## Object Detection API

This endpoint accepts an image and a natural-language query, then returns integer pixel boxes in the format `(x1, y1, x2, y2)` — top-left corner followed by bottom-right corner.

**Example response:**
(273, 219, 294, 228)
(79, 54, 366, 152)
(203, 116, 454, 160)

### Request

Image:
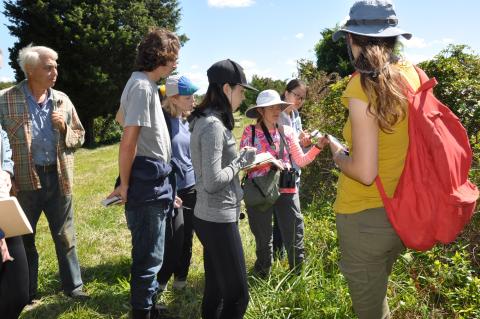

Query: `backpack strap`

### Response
(251, 124, 255, 146)
(413, 66, 438, 93)
(375, 65, 438, 202)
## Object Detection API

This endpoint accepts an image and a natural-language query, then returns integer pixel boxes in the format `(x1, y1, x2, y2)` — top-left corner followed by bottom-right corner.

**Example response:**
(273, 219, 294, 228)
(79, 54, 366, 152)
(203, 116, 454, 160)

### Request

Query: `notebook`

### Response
(0, 197, 33, 238)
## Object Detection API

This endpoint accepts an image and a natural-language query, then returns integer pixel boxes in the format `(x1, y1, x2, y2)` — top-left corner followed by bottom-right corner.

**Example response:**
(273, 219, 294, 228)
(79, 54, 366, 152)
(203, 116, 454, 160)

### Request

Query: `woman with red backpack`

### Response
(329, 1, 420, 318)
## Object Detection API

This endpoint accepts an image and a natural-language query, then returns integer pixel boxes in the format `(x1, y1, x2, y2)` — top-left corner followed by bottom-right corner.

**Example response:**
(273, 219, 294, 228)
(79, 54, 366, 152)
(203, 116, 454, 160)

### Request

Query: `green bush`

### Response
(419, 45, 480, 142)
(93, 115, 122, 145)
(298, 73, 347, 205)
(0, 81, 15, 90)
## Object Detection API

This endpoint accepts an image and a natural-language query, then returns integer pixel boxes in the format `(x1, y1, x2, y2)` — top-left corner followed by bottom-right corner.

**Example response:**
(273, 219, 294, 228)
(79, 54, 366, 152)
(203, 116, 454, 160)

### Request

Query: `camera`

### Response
(279, 168, 297, 189)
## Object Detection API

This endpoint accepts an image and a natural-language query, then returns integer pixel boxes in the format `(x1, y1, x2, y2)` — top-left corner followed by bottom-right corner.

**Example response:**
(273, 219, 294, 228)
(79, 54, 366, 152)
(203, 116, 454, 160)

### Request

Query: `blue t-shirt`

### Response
(169, 116, 195, 190)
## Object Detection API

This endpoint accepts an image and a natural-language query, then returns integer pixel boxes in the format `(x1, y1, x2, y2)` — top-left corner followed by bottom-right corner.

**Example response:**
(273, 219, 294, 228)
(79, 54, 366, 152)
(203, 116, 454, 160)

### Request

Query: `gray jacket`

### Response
(189, 110, 243, 223)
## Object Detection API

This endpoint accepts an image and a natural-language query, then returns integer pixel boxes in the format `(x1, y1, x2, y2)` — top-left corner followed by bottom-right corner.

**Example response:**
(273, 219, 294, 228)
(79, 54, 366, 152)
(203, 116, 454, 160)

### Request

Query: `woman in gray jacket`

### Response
(189, 59, 257, 319)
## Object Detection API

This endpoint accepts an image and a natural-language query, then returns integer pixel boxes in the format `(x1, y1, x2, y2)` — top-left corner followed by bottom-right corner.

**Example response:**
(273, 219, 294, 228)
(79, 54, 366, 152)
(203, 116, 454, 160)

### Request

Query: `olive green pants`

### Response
(336, 207, 405, 319)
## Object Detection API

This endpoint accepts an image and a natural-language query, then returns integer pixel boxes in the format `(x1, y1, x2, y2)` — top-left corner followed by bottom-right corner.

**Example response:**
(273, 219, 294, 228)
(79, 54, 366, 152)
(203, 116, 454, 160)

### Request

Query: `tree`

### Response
(240, 75, 286, 114)
(4, 0, 186, 146)
(314, 27, 354, 77)
(419, 45, 480, 142)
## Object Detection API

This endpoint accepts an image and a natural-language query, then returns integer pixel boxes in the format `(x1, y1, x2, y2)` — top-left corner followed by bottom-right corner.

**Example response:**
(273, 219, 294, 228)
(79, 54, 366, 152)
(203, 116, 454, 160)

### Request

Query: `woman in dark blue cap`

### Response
(329, 1, 419, 318)
(189, 59, 257, 319)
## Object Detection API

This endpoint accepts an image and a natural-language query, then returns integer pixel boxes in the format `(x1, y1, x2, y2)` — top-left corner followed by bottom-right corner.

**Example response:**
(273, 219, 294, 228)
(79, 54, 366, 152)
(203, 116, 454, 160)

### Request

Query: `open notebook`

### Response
(0, 197, 33, 238)
(242, 152, 285, 171)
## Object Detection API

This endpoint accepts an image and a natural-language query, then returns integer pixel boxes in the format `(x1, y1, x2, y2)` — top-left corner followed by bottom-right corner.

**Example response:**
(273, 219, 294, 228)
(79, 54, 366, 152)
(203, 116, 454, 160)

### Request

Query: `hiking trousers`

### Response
(336, 207, 405, 319)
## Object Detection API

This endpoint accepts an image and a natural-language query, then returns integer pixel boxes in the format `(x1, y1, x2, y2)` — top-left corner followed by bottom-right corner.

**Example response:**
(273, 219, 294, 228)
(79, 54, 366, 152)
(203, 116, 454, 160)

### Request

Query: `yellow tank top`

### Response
(333, 61, 421, 214)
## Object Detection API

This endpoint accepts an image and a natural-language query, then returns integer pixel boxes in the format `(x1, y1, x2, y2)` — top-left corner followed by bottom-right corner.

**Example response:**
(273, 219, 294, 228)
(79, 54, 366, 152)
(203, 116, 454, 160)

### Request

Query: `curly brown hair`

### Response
(135, 27, 180, 72)
(350, 34, 408, 133)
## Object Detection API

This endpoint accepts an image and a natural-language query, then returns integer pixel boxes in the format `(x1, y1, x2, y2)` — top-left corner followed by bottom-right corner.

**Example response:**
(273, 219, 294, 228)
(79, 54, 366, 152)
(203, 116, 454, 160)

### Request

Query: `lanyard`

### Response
(259, 122, 293, 166)
(260, 121, 276, 150)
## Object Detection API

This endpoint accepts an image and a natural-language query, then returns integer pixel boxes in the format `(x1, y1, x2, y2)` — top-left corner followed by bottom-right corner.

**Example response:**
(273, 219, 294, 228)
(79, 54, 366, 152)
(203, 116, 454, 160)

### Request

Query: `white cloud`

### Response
(286, 59, 297, 66)
(191, 64, 199, 70)
(402, 37, 456, 49)
(431, 38, 455, 46)
(339, 15, 349, 26)
(402, 36, 427, 49)
(239, 59, 275, 81)
(295, 33, 304, 40)
(183, 71, 209, 95)
(403, 52, 433, 64)
(208, 0, 255, 8)
(0, 76, 14, 82)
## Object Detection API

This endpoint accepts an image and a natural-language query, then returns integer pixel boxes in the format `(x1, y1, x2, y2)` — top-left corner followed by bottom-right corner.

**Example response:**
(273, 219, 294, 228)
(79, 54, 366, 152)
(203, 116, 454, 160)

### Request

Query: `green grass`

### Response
(19, 120, 480, 319)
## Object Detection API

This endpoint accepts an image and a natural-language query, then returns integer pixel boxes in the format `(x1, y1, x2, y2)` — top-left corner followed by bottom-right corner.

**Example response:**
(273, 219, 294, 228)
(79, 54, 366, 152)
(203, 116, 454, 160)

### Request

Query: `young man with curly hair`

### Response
(109, 27, 180, 319)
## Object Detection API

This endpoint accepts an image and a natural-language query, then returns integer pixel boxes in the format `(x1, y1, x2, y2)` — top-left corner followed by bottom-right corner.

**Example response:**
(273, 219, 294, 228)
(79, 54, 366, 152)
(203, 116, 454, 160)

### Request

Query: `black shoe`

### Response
(132, 309, 151, 319)
(150, 309, 180, 319)
(66, 290, 90, 300)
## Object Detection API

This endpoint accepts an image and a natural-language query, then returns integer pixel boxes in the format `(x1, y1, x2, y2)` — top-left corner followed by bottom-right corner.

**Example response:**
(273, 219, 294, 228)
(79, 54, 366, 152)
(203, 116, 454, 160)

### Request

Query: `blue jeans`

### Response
(18, 169, 83, 300)
(125, 202, 167, 310)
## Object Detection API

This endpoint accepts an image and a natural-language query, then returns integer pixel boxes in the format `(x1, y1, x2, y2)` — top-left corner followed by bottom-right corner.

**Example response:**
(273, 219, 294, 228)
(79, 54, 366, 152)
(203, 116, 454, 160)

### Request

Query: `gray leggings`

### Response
(246, 192, 304, 274)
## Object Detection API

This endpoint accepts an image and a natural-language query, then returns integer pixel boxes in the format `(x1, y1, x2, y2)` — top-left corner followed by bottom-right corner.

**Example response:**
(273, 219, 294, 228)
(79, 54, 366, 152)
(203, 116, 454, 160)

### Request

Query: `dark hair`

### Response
(281, 78, 307, 100)
(349, 34, 407, 133)
(190, 83, 236, 130)
(135, 27, 180, 72)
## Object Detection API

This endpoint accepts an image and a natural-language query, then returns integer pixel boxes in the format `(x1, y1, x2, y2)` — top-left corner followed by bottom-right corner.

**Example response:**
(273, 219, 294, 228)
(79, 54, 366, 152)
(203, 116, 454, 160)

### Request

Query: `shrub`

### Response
(94, 115, 122, 145)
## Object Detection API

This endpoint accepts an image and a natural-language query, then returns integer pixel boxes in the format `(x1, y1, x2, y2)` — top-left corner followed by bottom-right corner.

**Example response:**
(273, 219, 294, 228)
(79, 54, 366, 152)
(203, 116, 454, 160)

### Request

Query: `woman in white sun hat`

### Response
(240, 89, 328, 277)
(330, 1, 418, 318)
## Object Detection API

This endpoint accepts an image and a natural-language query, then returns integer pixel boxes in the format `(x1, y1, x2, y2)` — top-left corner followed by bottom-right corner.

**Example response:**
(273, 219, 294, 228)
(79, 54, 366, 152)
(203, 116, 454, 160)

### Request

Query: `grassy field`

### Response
(18, 118, 480, 318)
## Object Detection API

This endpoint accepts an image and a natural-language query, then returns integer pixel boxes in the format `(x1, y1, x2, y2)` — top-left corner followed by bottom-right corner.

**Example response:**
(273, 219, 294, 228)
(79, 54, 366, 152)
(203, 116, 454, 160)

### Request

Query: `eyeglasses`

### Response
(289, 90, 305, 101)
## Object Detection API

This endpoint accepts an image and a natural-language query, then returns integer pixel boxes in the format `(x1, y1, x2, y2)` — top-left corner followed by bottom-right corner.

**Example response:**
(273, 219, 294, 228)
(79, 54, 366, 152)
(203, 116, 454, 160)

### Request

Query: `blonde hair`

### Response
(162, 96, 191, 120)
(17, 44, 58, 78)
(350, 34, 408, 133)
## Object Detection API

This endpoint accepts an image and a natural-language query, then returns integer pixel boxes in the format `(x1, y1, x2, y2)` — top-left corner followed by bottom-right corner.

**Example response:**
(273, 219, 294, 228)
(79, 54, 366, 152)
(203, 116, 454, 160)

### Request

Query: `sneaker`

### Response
(66, 289, 90, 300)
(172, 280, 186, 290)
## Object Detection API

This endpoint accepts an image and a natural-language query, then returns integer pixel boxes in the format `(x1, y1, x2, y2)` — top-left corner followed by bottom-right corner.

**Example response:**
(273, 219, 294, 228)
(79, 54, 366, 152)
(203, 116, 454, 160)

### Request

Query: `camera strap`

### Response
(260, 122, 277, 152)
(277, 124, 294, 168)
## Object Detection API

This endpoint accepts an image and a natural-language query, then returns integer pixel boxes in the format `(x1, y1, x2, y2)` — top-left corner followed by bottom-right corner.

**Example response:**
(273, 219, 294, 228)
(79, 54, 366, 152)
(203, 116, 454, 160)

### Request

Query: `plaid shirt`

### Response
(0, 81, 85, 195)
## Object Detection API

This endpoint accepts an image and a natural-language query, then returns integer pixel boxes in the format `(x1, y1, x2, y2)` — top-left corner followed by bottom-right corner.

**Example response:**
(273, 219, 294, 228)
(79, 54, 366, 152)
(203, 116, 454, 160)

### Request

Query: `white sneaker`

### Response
(172, 280, 186, 289)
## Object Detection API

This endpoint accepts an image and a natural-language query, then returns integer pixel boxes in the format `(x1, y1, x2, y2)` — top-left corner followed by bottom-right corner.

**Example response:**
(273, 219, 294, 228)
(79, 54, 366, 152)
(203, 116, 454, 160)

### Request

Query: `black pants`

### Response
(0, 236, 29, 319)
(193, 216, 249, 319)
(157, 187, 196, 284)
(272, 211, 285, 259)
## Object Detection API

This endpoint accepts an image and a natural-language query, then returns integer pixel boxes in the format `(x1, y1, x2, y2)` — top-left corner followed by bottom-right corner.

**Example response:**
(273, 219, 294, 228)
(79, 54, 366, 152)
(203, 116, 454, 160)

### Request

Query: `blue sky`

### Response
(1, 0, 479, 93)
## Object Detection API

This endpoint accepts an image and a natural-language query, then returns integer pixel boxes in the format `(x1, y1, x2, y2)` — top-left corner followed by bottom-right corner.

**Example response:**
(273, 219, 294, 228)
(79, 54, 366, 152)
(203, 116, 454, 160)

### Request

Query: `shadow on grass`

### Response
(21, 258, 132, 319)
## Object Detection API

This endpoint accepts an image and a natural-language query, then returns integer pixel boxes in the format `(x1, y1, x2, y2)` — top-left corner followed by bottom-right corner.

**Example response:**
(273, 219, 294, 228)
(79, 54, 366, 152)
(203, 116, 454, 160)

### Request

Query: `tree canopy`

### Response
(314, 27, 353, 77)
(240, 75, 287, 114)
(4, 0, 185, 146)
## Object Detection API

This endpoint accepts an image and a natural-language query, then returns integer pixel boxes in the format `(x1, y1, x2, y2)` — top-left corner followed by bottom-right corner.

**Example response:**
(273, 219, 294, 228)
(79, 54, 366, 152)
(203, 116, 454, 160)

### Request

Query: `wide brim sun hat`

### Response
(332, 0, 412, 42)
(245, 89, 292, 119)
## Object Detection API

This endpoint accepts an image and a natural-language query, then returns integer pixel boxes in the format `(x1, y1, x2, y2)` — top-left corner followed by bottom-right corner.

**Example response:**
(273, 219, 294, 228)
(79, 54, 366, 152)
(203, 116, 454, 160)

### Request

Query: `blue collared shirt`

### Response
(0, 124, 14, 175)
(22, 82, 57, 165)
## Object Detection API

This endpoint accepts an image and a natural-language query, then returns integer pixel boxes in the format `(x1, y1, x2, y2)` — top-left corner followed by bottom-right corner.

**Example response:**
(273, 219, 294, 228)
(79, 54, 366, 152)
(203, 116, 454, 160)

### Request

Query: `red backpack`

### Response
(375, 66, 479, 251)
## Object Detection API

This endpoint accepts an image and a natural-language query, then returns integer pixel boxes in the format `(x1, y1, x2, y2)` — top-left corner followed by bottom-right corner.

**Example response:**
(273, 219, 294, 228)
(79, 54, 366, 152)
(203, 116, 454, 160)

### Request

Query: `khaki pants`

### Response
(336, 208, 405, 319)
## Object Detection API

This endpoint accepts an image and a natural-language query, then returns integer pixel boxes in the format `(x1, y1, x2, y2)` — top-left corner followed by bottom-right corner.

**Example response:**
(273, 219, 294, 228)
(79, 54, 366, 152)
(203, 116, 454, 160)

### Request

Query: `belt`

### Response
(35, 164, 57, 173)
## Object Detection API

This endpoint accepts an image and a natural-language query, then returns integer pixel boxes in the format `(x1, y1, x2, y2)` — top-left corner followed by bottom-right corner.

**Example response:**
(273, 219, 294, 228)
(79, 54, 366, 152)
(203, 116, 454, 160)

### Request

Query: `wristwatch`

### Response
(0, 228, 5, 240)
